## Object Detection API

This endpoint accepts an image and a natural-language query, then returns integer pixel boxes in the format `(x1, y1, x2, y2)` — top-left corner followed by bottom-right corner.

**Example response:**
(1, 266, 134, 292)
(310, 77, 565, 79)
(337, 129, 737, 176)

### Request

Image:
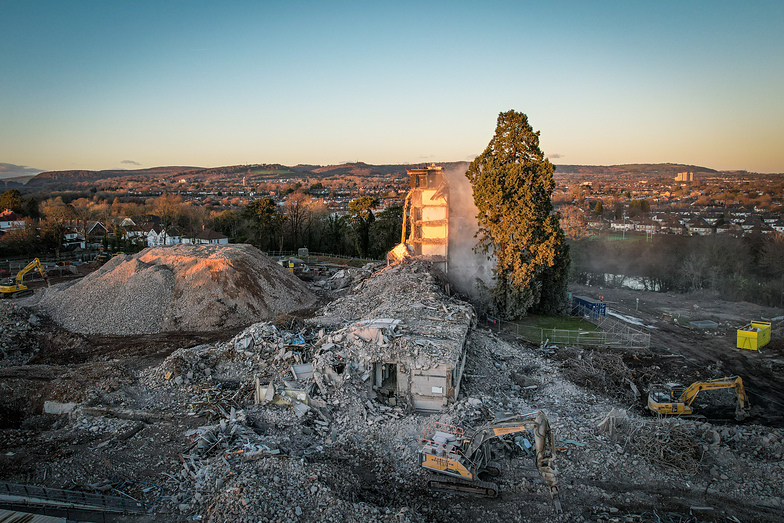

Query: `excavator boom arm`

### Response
(465, 411, 558, 496)
(15, 258, 48, 286)
(680, 377, 745, 407)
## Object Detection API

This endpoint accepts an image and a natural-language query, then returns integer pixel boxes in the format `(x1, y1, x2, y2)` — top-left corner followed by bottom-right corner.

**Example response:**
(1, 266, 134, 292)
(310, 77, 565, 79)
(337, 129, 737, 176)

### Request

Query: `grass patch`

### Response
(515, 315, 598, 331)
(493, 314, 598, 343)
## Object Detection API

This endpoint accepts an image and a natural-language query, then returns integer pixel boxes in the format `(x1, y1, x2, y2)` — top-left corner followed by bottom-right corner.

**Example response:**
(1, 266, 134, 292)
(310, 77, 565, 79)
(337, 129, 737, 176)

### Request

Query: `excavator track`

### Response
(426, 475, 499, 498)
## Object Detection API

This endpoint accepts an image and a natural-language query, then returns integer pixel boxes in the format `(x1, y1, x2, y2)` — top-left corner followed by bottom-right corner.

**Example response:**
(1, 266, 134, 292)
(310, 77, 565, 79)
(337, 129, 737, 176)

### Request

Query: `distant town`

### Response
(1, 162, 781, 259)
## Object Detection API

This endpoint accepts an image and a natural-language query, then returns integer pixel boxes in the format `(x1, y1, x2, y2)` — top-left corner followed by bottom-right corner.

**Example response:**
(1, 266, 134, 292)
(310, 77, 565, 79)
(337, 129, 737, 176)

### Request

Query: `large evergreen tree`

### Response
(466, 110, 570, 318)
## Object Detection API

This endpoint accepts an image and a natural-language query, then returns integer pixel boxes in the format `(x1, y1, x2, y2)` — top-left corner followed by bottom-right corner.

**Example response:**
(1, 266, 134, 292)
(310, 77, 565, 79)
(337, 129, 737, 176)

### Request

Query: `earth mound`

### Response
(34, 244, 318, 335)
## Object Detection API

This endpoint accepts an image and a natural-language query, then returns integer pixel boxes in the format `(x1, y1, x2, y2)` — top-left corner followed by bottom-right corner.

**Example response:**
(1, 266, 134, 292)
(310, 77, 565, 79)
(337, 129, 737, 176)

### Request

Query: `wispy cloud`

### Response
(121, 160, 141, 166)
(418, 154, 435, 159)
(0, 163, 45, 179)
(547, 153, 563, 159)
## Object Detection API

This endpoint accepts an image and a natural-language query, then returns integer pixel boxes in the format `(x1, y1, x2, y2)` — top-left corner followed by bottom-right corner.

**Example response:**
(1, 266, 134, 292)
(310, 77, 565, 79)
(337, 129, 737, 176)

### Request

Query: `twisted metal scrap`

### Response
(624, 420, 704, 475)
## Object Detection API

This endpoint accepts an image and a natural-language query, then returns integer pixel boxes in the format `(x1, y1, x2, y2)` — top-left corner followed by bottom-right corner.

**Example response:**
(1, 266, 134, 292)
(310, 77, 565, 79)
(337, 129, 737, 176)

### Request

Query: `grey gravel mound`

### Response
(34, 244, 318, 335)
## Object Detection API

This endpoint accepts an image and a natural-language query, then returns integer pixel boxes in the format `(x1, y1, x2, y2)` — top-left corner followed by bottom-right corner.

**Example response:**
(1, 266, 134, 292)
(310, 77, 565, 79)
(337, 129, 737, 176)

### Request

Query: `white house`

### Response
(0, 210, 25, 231)
(182, 227, 229, 245)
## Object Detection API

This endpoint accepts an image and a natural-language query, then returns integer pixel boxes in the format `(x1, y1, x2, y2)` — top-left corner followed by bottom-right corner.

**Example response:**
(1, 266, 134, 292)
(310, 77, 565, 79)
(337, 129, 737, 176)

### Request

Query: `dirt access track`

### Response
(571, 283, 784, 425)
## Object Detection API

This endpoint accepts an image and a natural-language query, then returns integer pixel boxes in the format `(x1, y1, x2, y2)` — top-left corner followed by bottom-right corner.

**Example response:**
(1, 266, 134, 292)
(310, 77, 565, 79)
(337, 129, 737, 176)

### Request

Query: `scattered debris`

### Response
(0, 260, 782, 522)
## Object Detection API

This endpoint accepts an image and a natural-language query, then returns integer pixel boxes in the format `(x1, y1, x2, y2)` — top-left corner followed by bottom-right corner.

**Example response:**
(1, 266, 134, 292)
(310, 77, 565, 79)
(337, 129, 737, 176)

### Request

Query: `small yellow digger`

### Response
(648, 376, 749, 420)
(0, 258, 49, 298)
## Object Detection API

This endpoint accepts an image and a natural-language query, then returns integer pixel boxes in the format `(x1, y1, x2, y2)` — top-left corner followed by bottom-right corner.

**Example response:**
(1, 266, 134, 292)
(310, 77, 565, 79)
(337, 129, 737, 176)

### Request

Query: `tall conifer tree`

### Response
(466, 110, 570, 318)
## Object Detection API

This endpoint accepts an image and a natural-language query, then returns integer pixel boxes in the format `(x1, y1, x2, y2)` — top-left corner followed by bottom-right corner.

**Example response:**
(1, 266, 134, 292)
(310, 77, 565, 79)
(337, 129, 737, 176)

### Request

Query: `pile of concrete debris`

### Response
(28, 244, 318, 335)
(2, 258, 784, 522)
(0, 303, 40, 367)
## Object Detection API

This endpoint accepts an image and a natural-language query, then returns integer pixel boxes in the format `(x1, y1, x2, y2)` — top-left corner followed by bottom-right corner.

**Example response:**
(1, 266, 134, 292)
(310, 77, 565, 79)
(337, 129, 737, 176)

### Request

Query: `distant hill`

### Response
(0, 176, 32, 188)
(21, 161, 745, 192)
(26, 166, 201, 189)
(553, 163, 718, 177)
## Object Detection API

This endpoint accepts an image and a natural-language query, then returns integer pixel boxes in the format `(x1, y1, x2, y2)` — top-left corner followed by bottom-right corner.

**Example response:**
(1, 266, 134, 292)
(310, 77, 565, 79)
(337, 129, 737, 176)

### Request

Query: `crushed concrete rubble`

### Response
(28, 244, 318, 335)
(0, 260, 783, 522)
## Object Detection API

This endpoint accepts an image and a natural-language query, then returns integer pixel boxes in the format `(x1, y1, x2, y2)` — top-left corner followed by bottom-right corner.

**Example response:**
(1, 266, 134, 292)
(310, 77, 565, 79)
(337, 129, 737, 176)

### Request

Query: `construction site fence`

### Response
(484, 314, 650, 349)
(0, 482, 147, 514)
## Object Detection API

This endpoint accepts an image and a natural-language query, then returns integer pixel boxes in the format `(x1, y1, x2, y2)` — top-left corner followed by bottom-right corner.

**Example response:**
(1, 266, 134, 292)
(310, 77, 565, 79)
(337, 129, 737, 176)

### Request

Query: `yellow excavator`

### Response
(418, 410, 561, 512)
(648, 376, 749, 420)
(0, 258, 49, 298)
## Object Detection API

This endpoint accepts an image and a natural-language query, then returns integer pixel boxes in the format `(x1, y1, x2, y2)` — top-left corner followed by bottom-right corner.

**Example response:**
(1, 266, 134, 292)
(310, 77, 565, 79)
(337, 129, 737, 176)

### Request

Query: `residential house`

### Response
(146, 224, 181, 247)
(659, 215, 685, 235)
(686, 217, 713, 236)
(634, 217, 660, 234)
(686, 216, 713, 236)
(609, 220, 634, 232)
(85, 221, 109, 247)
(62, 227, 86, 250)
(183, 227, 229, 245)
(716, 223, 744, 236)
(0, 210, 25, 232)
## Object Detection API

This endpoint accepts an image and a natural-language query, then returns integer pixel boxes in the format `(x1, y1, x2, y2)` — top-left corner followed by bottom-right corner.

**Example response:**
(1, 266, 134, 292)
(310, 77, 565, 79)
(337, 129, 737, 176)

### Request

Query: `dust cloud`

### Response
(444, 163, 495, 301)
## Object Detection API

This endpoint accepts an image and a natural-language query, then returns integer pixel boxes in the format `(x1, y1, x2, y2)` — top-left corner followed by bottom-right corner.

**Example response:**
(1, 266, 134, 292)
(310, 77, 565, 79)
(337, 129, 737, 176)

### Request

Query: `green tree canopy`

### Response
(465, 110, 569, 318)
(0, 189, 24, 214)
(243, 198, 285, 251)
(369, 205, 403, 259)
(347, 196, 379, 258)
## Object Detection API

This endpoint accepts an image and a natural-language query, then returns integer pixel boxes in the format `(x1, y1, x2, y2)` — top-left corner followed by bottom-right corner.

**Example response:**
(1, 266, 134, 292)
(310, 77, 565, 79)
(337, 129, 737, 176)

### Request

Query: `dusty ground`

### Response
(571, 283, 784, 426)
(0, 265, 782, 522)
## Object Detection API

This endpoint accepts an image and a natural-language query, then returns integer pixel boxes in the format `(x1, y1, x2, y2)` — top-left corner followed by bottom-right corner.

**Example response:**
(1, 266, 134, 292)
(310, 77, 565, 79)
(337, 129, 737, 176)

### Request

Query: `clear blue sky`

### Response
(1, 1, 783, 174)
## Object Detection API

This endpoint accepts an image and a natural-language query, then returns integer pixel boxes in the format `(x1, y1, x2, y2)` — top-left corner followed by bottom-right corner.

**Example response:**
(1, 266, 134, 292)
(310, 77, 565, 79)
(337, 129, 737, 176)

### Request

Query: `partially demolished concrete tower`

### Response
(391, 163, 492, 299)
(399, 164, 449, 270)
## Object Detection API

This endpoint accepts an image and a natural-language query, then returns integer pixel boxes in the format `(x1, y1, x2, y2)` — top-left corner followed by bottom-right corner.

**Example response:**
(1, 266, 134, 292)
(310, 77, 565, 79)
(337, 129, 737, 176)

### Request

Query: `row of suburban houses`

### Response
(0, 210, 228, 249)
(585, 211, 784, 237)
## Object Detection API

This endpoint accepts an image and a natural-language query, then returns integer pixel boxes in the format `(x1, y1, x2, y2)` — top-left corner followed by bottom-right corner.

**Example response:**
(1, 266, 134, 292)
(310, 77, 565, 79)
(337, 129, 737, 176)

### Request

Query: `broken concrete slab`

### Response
(43, 401, 77, 415)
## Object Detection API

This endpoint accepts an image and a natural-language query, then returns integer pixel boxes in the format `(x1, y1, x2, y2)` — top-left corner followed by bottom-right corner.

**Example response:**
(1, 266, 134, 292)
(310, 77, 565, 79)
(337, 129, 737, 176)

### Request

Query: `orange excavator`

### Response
(418, 410, 561, 512)
(648, 376, 749, 420)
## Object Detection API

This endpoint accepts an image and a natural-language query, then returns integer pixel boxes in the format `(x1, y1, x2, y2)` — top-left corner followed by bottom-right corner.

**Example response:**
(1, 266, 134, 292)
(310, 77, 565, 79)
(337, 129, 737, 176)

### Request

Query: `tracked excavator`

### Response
(0, 258, 49, 298)
(418, 410, 561, 512)
(648, 376, 749, 420)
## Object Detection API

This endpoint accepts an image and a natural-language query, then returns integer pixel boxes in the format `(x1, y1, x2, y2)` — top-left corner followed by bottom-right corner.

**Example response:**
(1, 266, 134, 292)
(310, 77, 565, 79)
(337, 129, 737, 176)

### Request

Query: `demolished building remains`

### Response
(310, 261, 475, 412)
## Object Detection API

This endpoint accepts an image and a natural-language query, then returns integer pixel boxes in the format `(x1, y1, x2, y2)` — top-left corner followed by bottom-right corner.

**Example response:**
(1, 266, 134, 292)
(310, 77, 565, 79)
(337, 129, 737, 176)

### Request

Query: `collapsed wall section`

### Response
(391, 163, 494, 300)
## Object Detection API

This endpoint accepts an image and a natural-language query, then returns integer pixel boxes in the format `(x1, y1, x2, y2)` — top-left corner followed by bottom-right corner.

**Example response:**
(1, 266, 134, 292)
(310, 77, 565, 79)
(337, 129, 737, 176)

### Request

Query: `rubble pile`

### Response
(312, 261, 474, 360)
(311, 265, 375, 291)
(1, 260, 783, 521)
(30, 244, 318, 335)
(0, 304, 40, 367)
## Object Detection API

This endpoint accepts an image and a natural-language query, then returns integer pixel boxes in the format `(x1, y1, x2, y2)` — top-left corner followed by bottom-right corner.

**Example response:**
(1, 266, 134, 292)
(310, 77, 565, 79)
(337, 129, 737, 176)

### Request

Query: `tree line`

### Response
(0, 188, 403, 261)
(569, 233, 784, 307)
(215, 194, 402, 259)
